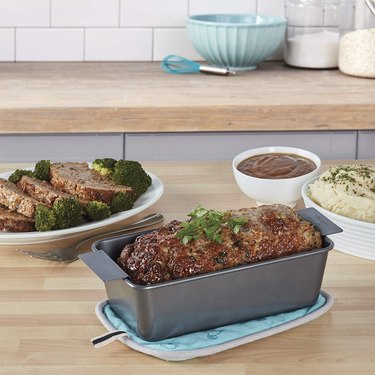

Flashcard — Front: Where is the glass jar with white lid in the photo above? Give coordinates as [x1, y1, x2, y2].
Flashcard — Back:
[284, 0, 355, 69]
[339, 0, 375, 77]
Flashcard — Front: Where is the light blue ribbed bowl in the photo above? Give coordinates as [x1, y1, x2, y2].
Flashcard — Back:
[187, 14, 287, 71]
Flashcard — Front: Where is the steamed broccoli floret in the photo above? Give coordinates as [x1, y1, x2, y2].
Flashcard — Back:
[110, 192, 134, 214]
[8, 169, 34, 184]
[112, 160, 152, 197]
[35, 205, 56, 232]
[92, 158, 117, 176]
[53, 197, 82, 229]
[86, 201, 111, 221]
[34, 160, 51, 181]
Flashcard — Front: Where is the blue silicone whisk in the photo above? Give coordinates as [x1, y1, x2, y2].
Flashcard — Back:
[161, 55, 236, 76]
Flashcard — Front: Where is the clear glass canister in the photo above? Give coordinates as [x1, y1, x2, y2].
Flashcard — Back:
[339, 0, 375, 77]
[284, 0, 355, 68]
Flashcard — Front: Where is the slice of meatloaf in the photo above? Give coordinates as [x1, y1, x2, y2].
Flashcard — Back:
[0, 206, 34, 232]
[18, 175, 73, 206]
[0, 178, 48, 218]
[50, 162, 132, 204]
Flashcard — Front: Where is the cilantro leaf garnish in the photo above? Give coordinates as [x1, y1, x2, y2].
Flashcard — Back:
[176, 206, 247, 244]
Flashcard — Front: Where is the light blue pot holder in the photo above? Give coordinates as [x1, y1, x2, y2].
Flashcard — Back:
[92, 290, 333, 361]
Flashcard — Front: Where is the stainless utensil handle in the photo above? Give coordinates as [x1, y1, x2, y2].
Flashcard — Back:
[199, 65, 236, 76]
[73, 213, 163, 250]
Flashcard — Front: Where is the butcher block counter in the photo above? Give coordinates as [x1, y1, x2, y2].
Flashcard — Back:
[0, 160, 374, 375]
[0, 62, 374, 133]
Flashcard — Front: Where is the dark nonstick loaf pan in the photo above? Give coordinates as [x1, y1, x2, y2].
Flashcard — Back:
[80, 207, 342, 341]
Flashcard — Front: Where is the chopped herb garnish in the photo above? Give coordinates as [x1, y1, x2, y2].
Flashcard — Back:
[176, 206, 247, 245]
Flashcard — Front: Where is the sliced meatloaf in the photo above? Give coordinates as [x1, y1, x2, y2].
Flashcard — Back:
[0, 206, 34, 232]
[18, 175, 72, 206]
[50, 162, 132, 204]
[0, 178, 47, 218]
[117, 204, 323, 285]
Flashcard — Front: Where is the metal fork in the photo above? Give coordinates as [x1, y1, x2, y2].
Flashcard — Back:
[17, 213, 164, 263]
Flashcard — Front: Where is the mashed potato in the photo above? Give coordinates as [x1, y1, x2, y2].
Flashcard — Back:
[308, 165, 375, 223]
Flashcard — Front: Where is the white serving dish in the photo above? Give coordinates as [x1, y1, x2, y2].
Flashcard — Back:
[302, 177, 375, 261]
[232, 146, 321, 207]
[0, 167, 164, 245]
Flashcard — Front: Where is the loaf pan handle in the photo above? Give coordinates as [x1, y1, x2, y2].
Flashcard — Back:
[298, 207, 343, 236]
[79, 250, 129, 282]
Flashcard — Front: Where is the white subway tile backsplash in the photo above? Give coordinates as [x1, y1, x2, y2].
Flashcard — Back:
[0, 0, 49, 27]
[258, 1, 286, 61]
[189, 0, 256, 15]
[0, 28, 14, 61]
[153, 28, 201, 61]
[121, 0, 188, 27]
[257, 1, 285, 17]
[51, 0, 120, 27]
[3, 0, 364, 62]
[16, 28, 84, 61]
[85, 28, 152, 61]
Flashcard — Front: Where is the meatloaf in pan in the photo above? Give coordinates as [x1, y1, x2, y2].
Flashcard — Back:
[81, 206, 342, 341]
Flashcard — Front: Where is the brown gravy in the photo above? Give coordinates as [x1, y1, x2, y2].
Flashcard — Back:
[237, 153, 316, 179]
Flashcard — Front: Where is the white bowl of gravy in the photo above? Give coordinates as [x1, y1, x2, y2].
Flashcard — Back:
[232, 146, 321, 207]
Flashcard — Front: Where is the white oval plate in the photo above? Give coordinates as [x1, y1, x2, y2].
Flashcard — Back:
[0, 168, 164, 245]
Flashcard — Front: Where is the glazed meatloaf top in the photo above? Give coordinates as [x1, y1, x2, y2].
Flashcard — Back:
[0, 206, 34, 232]
[117, 204, 323, 285]
[50, 162, 132, 204]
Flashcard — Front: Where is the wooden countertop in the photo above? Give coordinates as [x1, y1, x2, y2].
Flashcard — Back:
[0, 161, 374, 375]
[0, 62, 374, 133]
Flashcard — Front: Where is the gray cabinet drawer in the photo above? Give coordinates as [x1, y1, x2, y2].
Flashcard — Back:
[0, 133, 123, 162]
[125, 131, 357, 161]
[358, 131, 375, 159]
